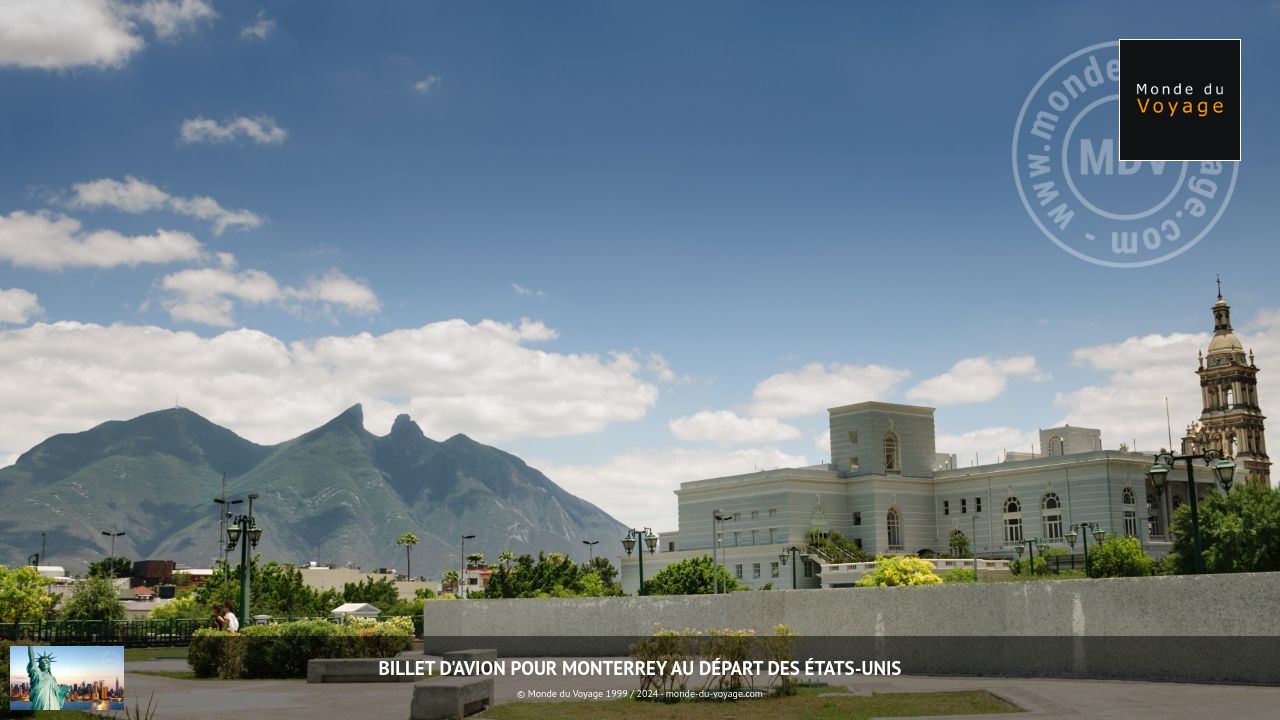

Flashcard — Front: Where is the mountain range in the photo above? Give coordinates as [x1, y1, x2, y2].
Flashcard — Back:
[0, 405, 626, 579]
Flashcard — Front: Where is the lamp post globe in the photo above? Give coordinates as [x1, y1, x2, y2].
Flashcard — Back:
[1214, 457, 1236, 491]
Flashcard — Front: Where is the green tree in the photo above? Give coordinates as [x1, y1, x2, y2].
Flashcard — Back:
[0, 565, 56, 622]
[148, 593, 208, 619]
[948, 529, 971, 557]
[1170, 483, 1280, 574]
[343, 577, 400, 610]
[396, 532, 419, 578]
[196, 557, 341, 617]
[466, 552, 485, 569]
[582, 556, 620, 590]
[481, 552, 616, 598]
[641, 556, 740, 596]
[498, 550, 514, 569]
[61, 574, 125, 621]
[1088, 535, 1154, 578]
[441, 569, 459, 593]
[854, 556, 942, 587]
[87, 556, 133, 579]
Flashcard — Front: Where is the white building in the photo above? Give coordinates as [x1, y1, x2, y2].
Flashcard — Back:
[620, 292, 1267, 593]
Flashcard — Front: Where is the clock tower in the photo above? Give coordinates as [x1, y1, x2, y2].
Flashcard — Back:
[1196, 286, 1270, 485]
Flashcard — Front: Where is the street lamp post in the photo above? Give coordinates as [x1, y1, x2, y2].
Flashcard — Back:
[711, 510, 735, 594]
[582, 540, 599, 562]
[1064, 522, 1107, 577]
[621, 528, 658, 595]
[223, 493, 261, 624]
[459, 534, 476, 598]
[100, 530, 126, 559]
[778, 546, 807, 590]
[1147, 445, 1235, 574]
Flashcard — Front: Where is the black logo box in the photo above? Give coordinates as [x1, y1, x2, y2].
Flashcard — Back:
[1119, 39, 1240, 162]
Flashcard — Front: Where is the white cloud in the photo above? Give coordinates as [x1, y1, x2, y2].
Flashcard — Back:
[69, 176, 263, 235]
[511, 283, 544, 298]
[239, 8, 273, 40]
[68, 176, 168, 213]
[126, 0, 215, 41]
[907, 355, 1046, 406]
[0, 0, 143, 69]
[533, 446, 809, 530]
[669, 410, 801, 445]
[0, 210, 202, 270]
[159, 263, 379, 327]
[1055, 309, 1280, 456]
[413, 74, 441, 94]
[179, 116, 288, 145]
[748, 362, 911, 418]
[0, 318, 662, 467]
[815, 429, 830, 451]
[935, 426, 1041, 467]
[289, 271, 382, 314]
[0, 289, 42, 324]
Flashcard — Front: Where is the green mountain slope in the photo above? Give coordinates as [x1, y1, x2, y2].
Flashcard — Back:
[0, 405, 626, 579]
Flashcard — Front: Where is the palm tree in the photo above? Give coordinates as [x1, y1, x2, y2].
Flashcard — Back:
[397, 532, 420, 578]
[465, 552, 485, 569]
[442, 569, 459, 594]
[498, 550, 514, 570]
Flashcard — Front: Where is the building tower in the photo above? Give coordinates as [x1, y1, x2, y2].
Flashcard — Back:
[1196, 285, 1270, 485]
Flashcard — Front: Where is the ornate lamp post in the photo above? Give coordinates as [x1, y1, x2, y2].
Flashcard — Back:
[1147, 444, 1235, 574]
[621, 528, 658, 595]
[778, 546, 809, 590]
[1014, 537, 1046, 574]
[1064, 522, 1107, 577]
[223, 493, 261, 623]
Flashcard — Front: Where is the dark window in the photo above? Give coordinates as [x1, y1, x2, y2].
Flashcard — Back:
[853, 512, 862, 526]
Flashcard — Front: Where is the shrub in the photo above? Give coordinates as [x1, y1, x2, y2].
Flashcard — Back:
[187, 618, 411, 679]
[855, 556, 942, 587]
[941, 568, 977, 583]
[1088, 536, 1154, 578]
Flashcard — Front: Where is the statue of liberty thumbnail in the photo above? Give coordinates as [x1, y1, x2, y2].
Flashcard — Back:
[26, 646, 72, 710]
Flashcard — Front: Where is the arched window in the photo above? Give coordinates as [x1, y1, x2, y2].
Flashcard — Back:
[1002, 496, 1022, 543]
[886, 507, 902, 550]
[1122, 487, 1138, 537]
[884, 432, 901, 474]
[1041, 493, 1062, 540]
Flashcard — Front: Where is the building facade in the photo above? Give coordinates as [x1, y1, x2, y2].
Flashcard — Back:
[620, 293, 1260, 593]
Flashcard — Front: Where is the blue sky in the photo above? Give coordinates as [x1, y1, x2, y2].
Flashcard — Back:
[1, 1, 1278, 530]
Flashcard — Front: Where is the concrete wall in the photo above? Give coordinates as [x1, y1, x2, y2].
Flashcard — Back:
[424, 572, 1280, 683]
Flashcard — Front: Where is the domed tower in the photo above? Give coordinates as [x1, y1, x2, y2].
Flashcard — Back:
[1196, 284, 1270, 485]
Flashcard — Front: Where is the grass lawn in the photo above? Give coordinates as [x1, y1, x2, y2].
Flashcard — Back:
[130, 669, 202, 680]
[481, 689, 1021, 719]
[124, 646, 190, 662]
[985, 570, 1087, 583]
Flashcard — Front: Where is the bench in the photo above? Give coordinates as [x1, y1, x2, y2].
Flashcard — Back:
[441, 648, 497, 673]
[306, 658, 421, 683]
[411, 676, 494, 720]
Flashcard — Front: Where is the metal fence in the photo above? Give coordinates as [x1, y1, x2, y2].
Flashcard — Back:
[0, 614, 425, 648]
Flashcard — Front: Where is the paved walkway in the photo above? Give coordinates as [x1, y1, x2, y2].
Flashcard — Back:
[123, 656, 1280, 720]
